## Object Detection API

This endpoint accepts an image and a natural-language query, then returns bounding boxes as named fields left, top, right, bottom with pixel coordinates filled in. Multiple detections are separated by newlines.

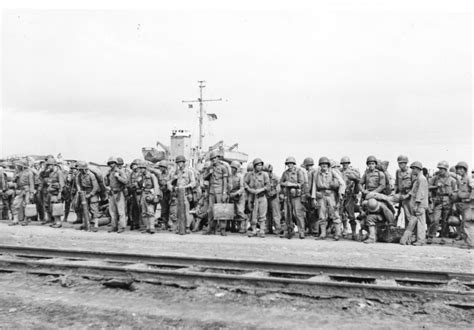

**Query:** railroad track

left=0, top=245, right=473, bottom=304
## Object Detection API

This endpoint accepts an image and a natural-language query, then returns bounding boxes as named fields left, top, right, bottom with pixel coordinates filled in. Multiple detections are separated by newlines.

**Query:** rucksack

left=88, top=166, right=107, bottom=201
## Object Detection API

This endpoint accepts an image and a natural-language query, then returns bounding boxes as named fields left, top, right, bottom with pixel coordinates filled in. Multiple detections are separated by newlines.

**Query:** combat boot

left=333, top=224, right=341, bottom=241
left=239, top=220, right=248, bottom=234
left=248, top=225, right=257, bottom=237
left=364, top=226, right=376, bottom=244
left=192, top=217, right=202, bottom=232
left=350, top=223, right=359, bottom=241
left=399, top=230, right=412, bottom=245
left=318, top=224, right=327, bottom=240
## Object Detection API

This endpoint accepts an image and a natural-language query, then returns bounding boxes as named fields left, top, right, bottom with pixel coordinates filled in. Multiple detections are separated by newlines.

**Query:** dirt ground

left=0, top=272, right=472, bottom=329
left=0, top=221, right=473, bottom=328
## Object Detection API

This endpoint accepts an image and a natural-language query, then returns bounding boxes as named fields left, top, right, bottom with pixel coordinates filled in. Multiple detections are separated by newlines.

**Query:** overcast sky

left=1, top=8, right=472, bottom=174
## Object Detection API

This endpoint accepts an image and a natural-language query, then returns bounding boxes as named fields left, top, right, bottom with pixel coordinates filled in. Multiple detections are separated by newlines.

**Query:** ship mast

left=182, top=81, right=222, bottom=151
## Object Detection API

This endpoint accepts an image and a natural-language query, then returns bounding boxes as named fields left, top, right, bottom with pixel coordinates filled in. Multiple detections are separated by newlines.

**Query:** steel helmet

left=158, top=160, right=168, bottom=168
left=209, top=150, right=220, bottom=160
left=107, top=157, right=118, bottom=165
left=366, top=156, right=377, bottom=164
left=137, top=159, right=147, bottom=168
left=303, top=157, right=314, bottom=166
left=410, top=161, right=423, bottom=170
left=367, top=198, right=379, bottom=213
left=318, top=157, right=330, bottom=166
left=45, top=158, right=57, bottom=165
left=455, top=161, right=468, bottom=171
left=340, top=156, right=351, bottom=164
left=130, top=158, right=141, bottom=167
left=436, top=161, right=449, bottom=170
left=76, top=161, right=88, bottom=170
left=330, top=159, right=337, bottom=168
left=15, top=160, right=29, bottom=168
left=175, top=155, right=186, bottom=163
left=246, top=163, right=253, bottom=172
left=253, top=158, right=264, bottom=167
left=285, top=156, right=296, bottom=165
left=382, top=160, right=389, bottom=168
left=397, top=155, right=409, bottom=163
left=116, top=157, right=124, bottom=166
left=230, top=161, right=241, bottom=169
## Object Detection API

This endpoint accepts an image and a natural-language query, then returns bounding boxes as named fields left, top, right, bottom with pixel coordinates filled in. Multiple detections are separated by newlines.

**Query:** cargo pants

left=283, top=196, right=305, bottom=234
left=208, top=192, right=226, bottom=232
left=250, top=194, right=267, bottom=230
left=109, top=191, right=126, bottom=230
left=400, top=207, right=427, bottom=244
left=266, top=195, right=282, bottom=233
left=12, top=190, right=30, bottom=224
left=459, top=201, right=474, bottom=247
left=428, top=198, right=451, bottom=239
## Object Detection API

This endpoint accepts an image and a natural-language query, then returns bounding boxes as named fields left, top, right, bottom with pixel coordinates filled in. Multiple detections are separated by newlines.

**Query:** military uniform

left=137, top=170, right=160, bottom=233
left=304, top=168, right=318, bottom=235
left=45, top=167, right=65, bottom=227
left=394, top=168, right=414, bottom=224
left=245, top=170, right=270, bottom=236
left=400, top=170, right=429, bottom=245
left=340, top=167, right=360, bottom=238
left=360, top=168, right=386, bottom=195
left=168, top=166, right=195, bottom=232
left=77, top=170, right=101, bottom=229
left=229, top=170, right=246, bottom=233
left=128, top=169, right=143, bottom=229
left=280, top=167, right=306, bottom=237
left=206, top=160, right=230, bottom=234
left=11, top=168, right=35, bottom=225
left=456, top=173, right=474, bottom=247
left=428, top=173, right=457, bottom=240
left=312, top=168, right=346, bottom=239
left=0, top=167, right=7, bottom=220
left=105, top=167, right=128, bottom=231
left=266, top=172, right=282, bottom=234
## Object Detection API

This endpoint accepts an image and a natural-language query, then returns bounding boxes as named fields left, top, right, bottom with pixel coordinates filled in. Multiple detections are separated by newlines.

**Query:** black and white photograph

left=0, top=0, right=473, bottom=328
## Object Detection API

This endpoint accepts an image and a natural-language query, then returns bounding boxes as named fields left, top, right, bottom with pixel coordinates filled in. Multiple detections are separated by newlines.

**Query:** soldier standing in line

left=427, top=161, right=457, bottom=244
left=127, top=159, right=142, bottom=230
left=44, top=158, right=65, bottom=228
left=9, top=160, right=35, bottom=226
left=245, top=158, right=270, bottom=238
left=0, top=163, right=7, bottom=220
left=168, top=155, right=195, bottom=234
left=312, top=157, right=346, bottom=240
left=400, top=161, right=429, bottom=246
left=154, top=160, right=172, bottom=230
left=302, top=157, right=318, bottom=236
left=454, top=161, right=474, bottom=248
left=394, top=155, right=414, bottom=226
left=280, top=156, right=306, bottom=239
left=229, top=161, right=246, bottom=233
left=340, top=156, right=361, bottom=240
left=264, top=163, right=282, bottom=235
left=136, top=160, right=161, bottom=234
left=105, top=157, right=128, bottom=233
left=76, top=161, right=100, bottom=232
left=204, top=150, right=229, bottom=236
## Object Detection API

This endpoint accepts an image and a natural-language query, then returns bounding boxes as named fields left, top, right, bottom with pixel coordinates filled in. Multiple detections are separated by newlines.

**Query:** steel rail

left=0, top=245, right=472, bottom=283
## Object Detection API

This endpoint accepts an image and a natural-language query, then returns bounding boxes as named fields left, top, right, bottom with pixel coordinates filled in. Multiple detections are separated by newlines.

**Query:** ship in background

left=142, top=81, right=248, bottom=167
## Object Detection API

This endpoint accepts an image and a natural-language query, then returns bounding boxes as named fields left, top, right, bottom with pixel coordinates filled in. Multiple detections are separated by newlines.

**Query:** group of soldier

left=0, top=152, right=473, bottom=248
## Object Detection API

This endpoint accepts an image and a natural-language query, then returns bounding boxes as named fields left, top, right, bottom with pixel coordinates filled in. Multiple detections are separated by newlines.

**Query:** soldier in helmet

left=9, top=160, right=35, bottom=226
left=311, top=157, right=346, bottom=240
left=280, top=156, right=306, bottom=239
left=203, top=150, right=230, bottom=235
left=168, top=155, right=195, bottom=234
left=42, top=158, right=65, bottom=228
left=358, top=156, right=386, bottom=197
left=427, top=161, right=457, bottom=244
left=400, top=161, right=429, bottom=246
left=0, top=162, right=8, bottom=220
left=229, top=161, right=246, bottom=233
left=76, top=161, right=100, bottom=231
left=264, top=163, right=282, bottom=235
left=340, top=156, right=361, bottom=240
left=245, top=158, right=270, bottom=237
left=127, top=159, right=142, bottom=230
left=394, top=155, right=414, bottom=225
left=155, top=160, right=172, bottom=230
left=302, top=157, right=318, bottom=236
left=454, top=161, right=474, bottom=247
left=135, top=160, right=160, bottom=233
left=105, top=157, right=129, bottom=233
left=361, top=198, right=396, bottom=243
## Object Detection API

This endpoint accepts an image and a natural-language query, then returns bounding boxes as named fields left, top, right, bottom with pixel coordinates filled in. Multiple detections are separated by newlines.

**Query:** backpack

left=88, top=166, right=107, bottom=201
